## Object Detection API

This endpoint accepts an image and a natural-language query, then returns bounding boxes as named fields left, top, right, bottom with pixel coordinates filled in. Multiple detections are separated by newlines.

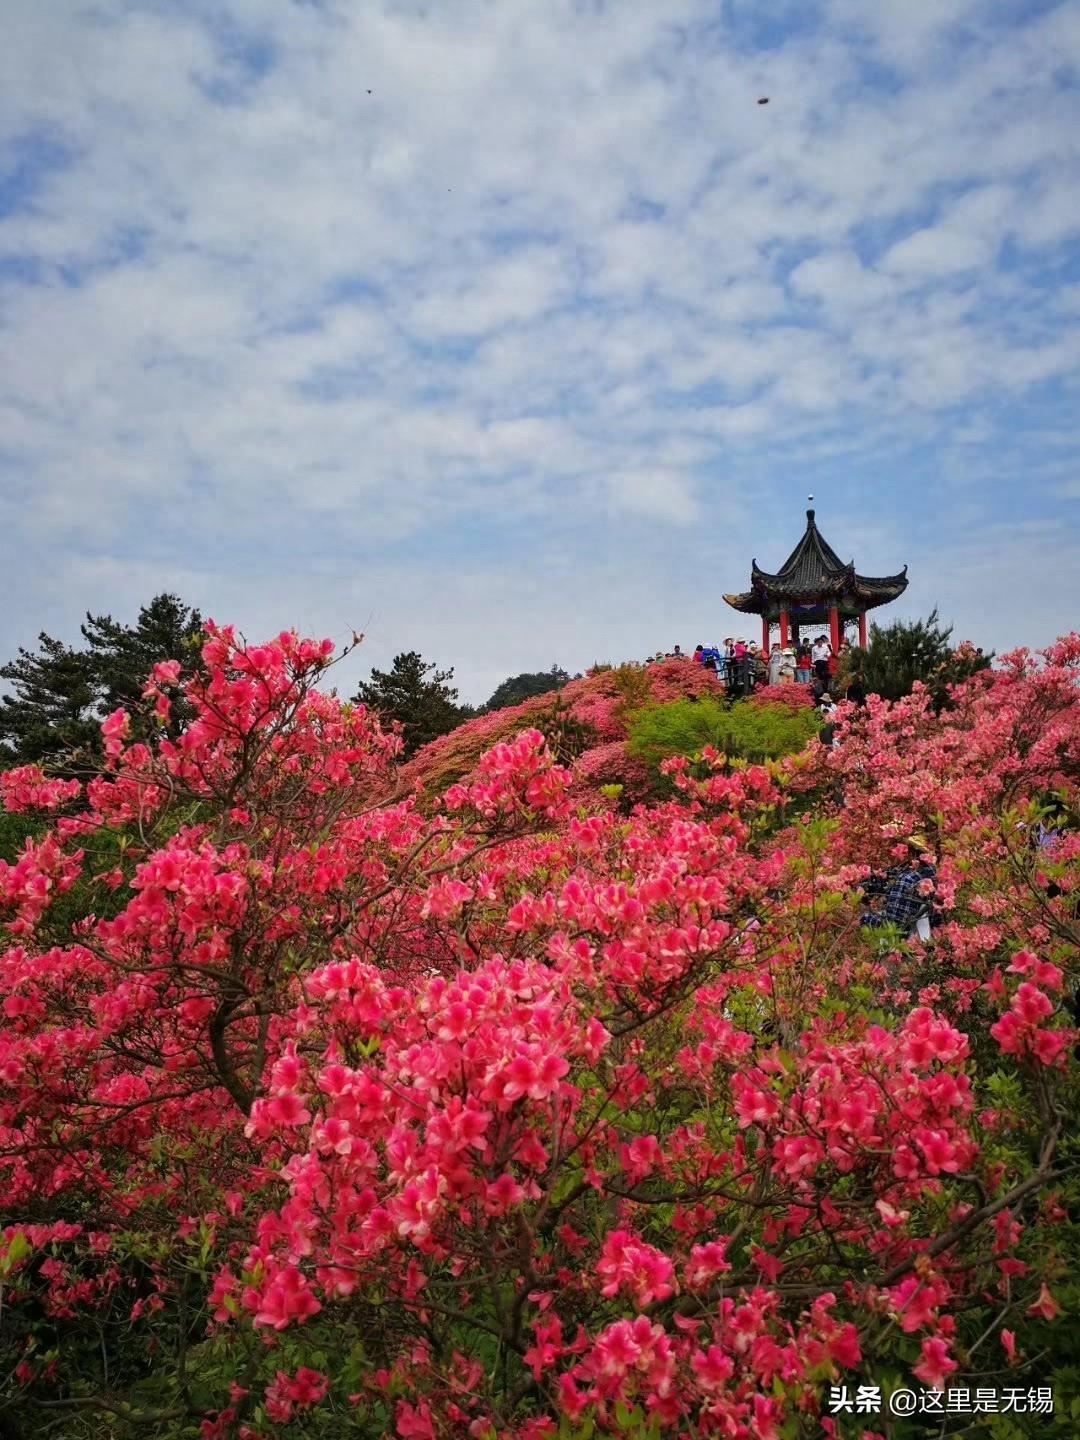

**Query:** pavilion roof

left=723, top=508, right=908, bottom=616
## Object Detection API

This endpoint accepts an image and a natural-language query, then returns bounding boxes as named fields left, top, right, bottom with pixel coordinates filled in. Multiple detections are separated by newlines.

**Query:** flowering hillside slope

left=0, top=628, right=1077, bottom=1440
left=402, top=660, right=752, bottom=800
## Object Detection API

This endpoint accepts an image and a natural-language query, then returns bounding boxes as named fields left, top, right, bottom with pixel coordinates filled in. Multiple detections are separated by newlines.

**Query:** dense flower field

left=399, top=658, right=725, bottom=798
left=0, top=626, right=1077, bottom=1439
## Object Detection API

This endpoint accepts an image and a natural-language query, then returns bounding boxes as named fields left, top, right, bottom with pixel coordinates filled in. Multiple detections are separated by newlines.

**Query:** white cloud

left=408, top=248, right=570, bottom=338
left=0, top=0, right=1077, bottom=698
left=610, top=470, right=699, bottom=525
left=789, top=250, right=895, bottom=311
left=882, top=186, right=1014, bottom=278
left=828, top=0, right=975, bottom=58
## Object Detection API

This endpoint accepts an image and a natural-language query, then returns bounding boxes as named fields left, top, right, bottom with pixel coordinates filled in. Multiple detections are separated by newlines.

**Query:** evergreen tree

left=482, top=664, right=569, bottom=713
left=843, top=609, right=991, bottom=705
left=0, top=636, right=99, bottom=766
left=0, top=594, right=203, bottom=768
left=355, top=651, right=468, bottom=758
left=82, top=594, right=203, bottom=733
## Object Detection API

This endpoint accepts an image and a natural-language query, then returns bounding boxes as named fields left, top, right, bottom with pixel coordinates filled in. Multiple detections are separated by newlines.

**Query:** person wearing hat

left=746, top=643, right=765, bottom=692
left=818, top=692, right=838, bottom=746
left=861, top=832, right=938, bottom=938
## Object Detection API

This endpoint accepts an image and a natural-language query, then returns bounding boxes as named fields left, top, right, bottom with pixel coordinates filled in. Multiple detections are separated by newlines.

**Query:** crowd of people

left=651, top=635, right=866, bottom=710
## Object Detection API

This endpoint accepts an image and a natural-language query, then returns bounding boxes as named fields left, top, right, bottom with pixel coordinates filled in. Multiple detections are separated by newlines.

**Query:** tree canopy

left=0, top=593, right=202, bottom=767
left=355, top=650, right=471, bottom=758
left=842, top=608, right=991, bottom=703
left=482, top=664, right=569, bottom=713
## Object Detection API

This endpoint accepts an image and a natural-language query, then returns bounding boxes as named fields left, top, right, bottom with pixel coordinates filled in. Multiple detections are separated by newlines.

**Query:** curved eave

left=851, top=576, right=908, bottom=610
left=723, top=591, right=763, bottom=615
left=726, top=566, right=908, bottom=615
left=854, top=564, right=909, bottom=591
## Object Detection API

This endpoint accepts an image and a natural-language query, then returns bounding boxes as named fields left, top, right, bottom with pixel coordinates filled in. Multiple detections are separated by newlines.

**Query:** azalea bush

left=626, top=694, right=822, bottom=772
left=401, top=658, right=718, bottom=799
left=0, top=627, right=1078, bottom=1438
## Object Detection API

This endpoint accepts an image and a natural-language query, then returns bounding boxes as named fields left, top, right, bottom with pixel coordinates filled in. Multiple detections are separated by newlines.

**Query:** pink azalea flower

left=913, top=1336, right=958, bottom=1389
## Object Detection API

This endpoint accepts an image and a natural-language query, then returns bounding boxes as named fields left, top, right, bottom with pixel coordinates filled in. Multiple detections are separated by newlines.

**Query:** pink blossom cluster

left=0, top=626, right=1076, bottom=1437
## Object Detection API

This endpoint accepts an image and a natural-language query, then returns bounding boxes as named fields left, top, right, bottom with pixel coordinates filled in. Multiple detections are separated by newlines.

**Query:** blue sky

left=1, top=0, right=1078, bottom=704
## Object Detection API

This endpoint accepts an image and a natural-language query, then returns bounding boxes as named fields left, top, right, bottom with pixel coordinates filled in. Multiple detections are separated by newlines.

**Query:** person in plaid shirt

left=861, top=834, right=938, bottom=935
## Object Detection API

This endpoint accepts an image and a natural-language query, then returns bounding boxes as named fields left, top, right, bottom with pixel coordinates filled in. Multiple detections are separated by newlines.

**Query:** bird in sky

left=757, top=96, right=769, bottom=105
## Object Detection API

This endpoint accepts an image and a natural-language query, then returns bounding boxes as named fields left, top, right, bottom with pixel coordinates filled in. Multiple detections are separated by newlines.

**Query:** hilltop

left=401, top=659, right=813, bottom=803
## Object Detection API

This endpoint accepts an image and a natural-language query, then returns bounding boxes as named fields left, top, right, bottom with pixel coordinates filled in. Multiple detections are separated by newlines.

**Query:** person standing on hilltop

left=719, top=639, right=734, bottom=687
left=812, top=634, right=831, bottom=688
left=730, top=638, right=748, bottom=696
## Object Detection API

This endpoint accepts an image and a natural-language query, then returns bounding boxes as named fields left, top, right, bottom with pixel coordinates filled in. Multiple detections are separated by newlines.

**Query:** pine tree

left=0, top=636, right=99, bottom=766
left=482, top=664, right=569, bottom=713
left=355, top=651, right=468, bottom=758
left=82, top=594, right=203, bottom=735
left=843, top=609, right=991, bottom=705
left=0, top=594, right=203, bottom=768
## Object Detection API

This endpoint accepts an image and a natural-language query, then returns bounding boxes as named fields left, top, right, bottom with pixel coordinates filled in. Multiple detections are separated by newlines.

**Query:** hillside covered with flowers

left=0, top=626, right=1078, bottom=1439
left=401, top=658, right=816, bottom=807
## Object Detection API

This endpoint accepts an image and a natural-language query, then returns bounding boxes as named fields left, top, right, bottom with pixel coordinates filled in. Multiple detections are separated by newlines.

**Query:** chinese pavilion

left=723, top=504, right=908, bottom=652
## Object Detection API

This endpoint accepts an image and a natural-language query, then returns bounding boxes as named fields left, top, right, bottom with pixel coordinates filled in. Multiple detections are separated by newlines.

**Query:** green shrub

left=626, top=695, right=821, bottom=770
left=609, top=663, right=653, bottom=722
left=530, top=695, right=596, bottom=765
left=0, top=808, right=41, bottom=862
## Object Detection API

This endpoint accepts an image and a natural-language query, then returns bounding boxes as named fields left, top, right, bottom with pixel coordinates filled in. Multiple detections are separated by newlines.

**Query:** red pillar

left=779, top=609, right=790, bottom=647
left=858, top=612, right=867, bottom=649
left=762, top=615, right=770, bottom=653
left=829, top=605, right=840, bottom=652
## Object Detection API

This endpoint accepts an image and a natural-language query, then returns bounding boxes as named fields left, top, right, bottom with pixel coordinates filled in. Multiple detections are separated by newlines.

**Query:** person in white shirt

left=811, top=635, right=831, bottom=687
